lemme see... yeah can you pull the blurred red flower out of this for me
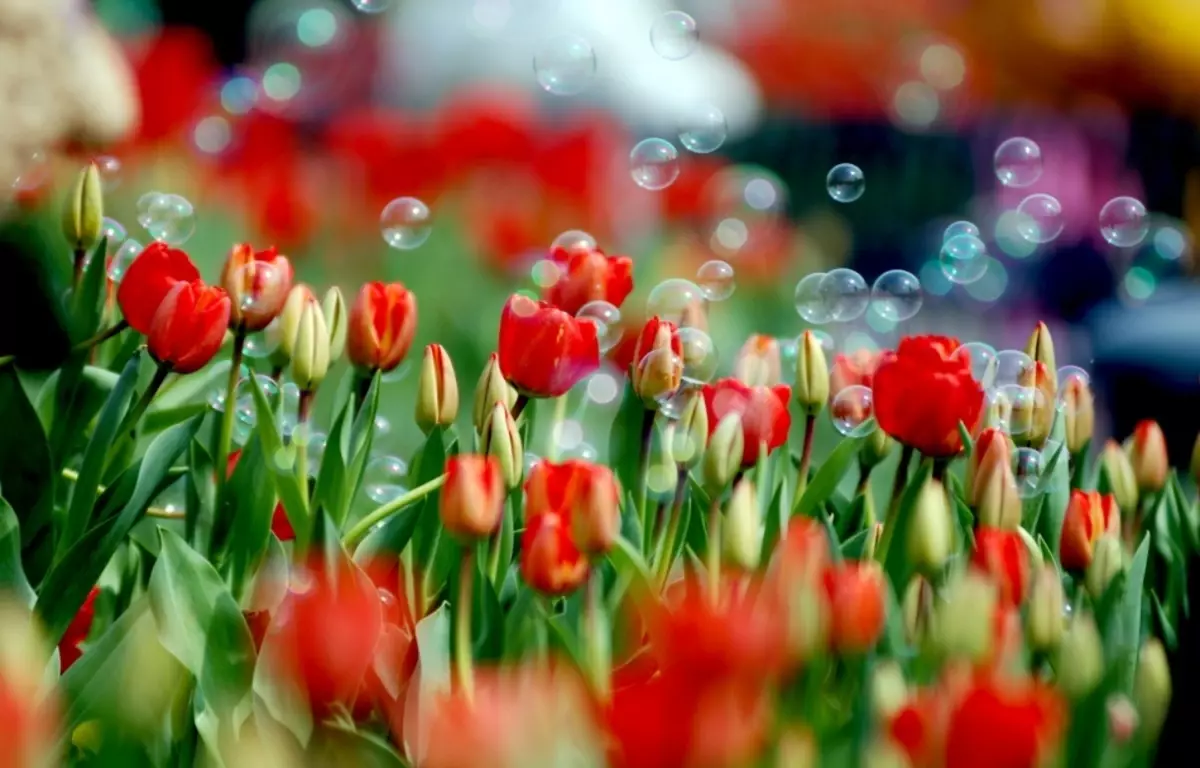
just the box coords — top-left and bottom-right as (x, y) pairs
(971, 527), (1030, 605)
(701, 378), (792, 467)
(520, 511), (589, 596)
(542, 244), (634, 316)
(823, 562), (886, 654)
(829, 348), (882, 396)
(58, 587), (99, 672)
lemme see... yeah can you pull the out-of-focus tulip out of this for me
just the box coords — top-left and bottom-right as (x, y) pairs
(541, 244), (634, 316)
(498, 294), (599, 398)
(1085, 535), (1125, 599)
(1023, 322), (1058, 390)
(1026, 566), (1065, 652)
(702, 378), (791, 468)
(975, 460), (1021, 532)
(1057, 615), (1103, 698)
(908, 478), (953, 578)
(1061, 376), (1094, 454)
(347, 281), (418, 373)
(0, 598), (59, 768)
(873, 336), (984, 457)
(473, 353), (517, 436)
(1135, 639), (1171, 743)
(630, 317), (683, 406)
(942, 674), (1065, 768)
(932, 570), (998, 663)
(524, 459), (621, 556)
(147, 280), (231, 374)
(733, 334), (782, 387)
(1060, 490), (1120, 571)
(1101, 440), (1138, 515)
(723, 479), (761, 571)
(62, 162), (103, 252)
(703, 412), (744, 493)
(824, 562), (886, 654)
(672, 389), (708, 468)
(1013, 362), (1056, 448)
(322, 287), (347, 361)
(59, 587), (100, 672)
(771, 517), (832, 661)
(872, 661), (910, 721)
(481, 401), (523, 489)
(291, 294), (330, 391)
(970, 527), (1030, 606)
(829, 348), (880, 395)
(116, 242), (201, 334)
(794, 330), (829, 415)
(1126, 420), (1168, 494)
(440, 455), (504, 541)
(521, 511), (589, 596)
(220, 243), (293, 331)
(416, 344), (459, 433)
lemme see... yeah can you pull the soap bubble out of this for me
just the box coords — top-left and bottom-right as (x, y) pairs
(380, 197), (432, 249)
(650, 11), (698, 60)
(939, 234), (988, 284)
(993, 137), (1042, 188)
(794, 273), (831, 324)
(870, 270), (923, 322)
(576, 301), (622, 353)
(826, 163), (865, 203)
(678, 105), (727, 154)
(943, 220), (980, 241)
(1099, 196), (1149, 248)
(696, 259), (735, 301)
(1015, 193), (1065, 244)
(534, 35), (596, 96)
(831, 386), (876, 437)
(817, 268), (870, 322)
(142, 193), (196, 245)
(630, 138), (680, 191)
(363, 455), (408, 505)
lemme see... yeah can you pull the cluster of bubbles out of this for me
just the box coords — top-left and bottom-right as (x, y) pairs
(795, 268), (923, 325)
(380, 196), (433, 250)
(135, 191), (197, 247)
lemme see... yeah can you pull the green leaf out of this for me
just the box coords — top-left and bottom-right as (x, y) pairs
(411, 431), (448, 570)
(1151, 590), (1177, 650)
(0, 498), (34, 607)
(406, 603), (452, 761)
(881, 459), (935, 595)
(0, 368), (53, 545)
(793, 436), (865, 518)
(502, 587), (537, 659)
(253, 618), (313, 747)
(36, 415), (202, 643)
(1036, 415), (1071, 556)
(759, 479), (787, 567)
(313, 403), (350, 528)
(450, 554), (504, 663)
(248, 374), (309, 547)
(957, 421), (974, 459)
(314, 723), (406, 767)
(143, 361), (231, 434)
(1110, 534), (1150, 693)
(607, 536), (656, 604)
(494, 493), (516, 586)
(35, 366), (117, 436)
(342, 373), (382, 519)
(72, 237), (109, 340)
(353, 505), (421, 566)
(609, 380), (647, 495)
(222, 435), (278, 593)
(840, 528), (871, 560)
(58, 350), (141, 558)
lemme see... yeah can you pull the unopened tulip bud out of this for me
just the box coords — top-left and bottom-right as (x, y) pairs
(1107, 694), (1139, 745)
(1102, 440), (1138, 515)
(291, 296), (330, 392)
(977, 462), (1022, 531)
(861, 428), (895, 471)
(932, 570), (997, 662)
(902, 576), (932, 645)
(1026, 566), (1065, 652)
(1013, 362), (1055, 447)
(907, 478), (954, 577)
(221, 244), (294, 332)
(481, 401), (523, 489)
(569, 464), (620, 555)
(416, 344), (459, 433)
(1126, 420), (1168, 494)
(871, 661), (908, 721)
(672, 389), (708, 468)
(63, 162), (103, 252)
(966, 428), (1012, 505)
(440, 456), (504, 541)
(1057, 615), (1103, 697)
(631, 318), (683, 406)
(733, 334), (782, 387)
(1135, 638), (1171, 743)
(1085, 534), (1124, 599)
(1061, 376), (1094, 454)
(473, 353), (517, 437)
(1024, 322), (1058, 389)
(704, 413), (744, 493)
(1017, 525), (1044, 572)
(274, 284), (314, 367)
(783, 576), (829, 663)
(723, 479), (761, 571)
(794, 330), (830, 416)
(322, 287), (347, 361)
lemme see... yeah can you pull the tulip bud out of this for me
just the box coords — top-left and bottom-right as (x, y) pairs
(871, 661), (909, 721)
(723, 479), (762, 571)
(274, 284), (314, 367)
(1126, 420), (1168, 494)
(323, 287), (347, 361)
(824, 562), (887, 654)
(568, 465), (620, 555)
(966, 428), (1012, 506)
(1107, 694), (1139, 745)
(704, 413), (744, 493)
(1101, 440), (1138, 515)
(932, 570), (998, 662)
(63, 162), (103, 252)
(631, 319), (683, 406)
(1135, 638), (1171, 743)
(1085, 534), (1124, 599)
(907, 478), (954, 577)
(861, 428), (895, 471)
(1013, 362), (1055, 447)
(1016, 525), (1044, 572)
(440, 456), (505, 541)
(1061, 376), (1094, 454)
(222, 245), (294, 332)
(1057, 615), (1103, 697)
(416, 344), (459, 434)
(793, 330), (830, 416)
(481, 401), (523, 489)
(473, 353), (518, 437)
(902, 576), (932, 645)
(670, 390), (707, 468)
(1026, 566), (1065, 652)
(733, 334), (782, 387)
(291, 296), (331, 392)
(1024, 321), (1058, 390)
(782, 575), (829, 663)
(978, 461), (1022, 531)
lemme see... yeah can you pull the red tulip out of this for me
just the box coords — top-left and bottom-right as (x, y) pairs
(629, 317), (683, 404)
(970, 527), (1030, 605)
(219, 243), (293, 331)
(542, 243), (634, 315)
(146, 280), (231, 374)
(701, 378), (792, 468)
(1128, 419), (1168, 493)
(440, 455), (505, 541)
(829, 348), (881, 398)
(58, 587), (100, 673)
(524, 459), (620, 554)
(520, 511), (589, 596)
(943, 674), (1065, 768)
(346, 281), (418, 373)
(115, 242), (201, 335)
(498, 294), (600, 398)
(873, 335), (984, 457)
(1060, 490), (1120, 571)
(823, 562), (886, 654)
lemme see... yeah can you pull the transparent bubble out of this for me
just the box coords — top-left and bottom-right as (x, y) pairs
(1012, 446), (1045, 498)
(244, 319), (281, 360)
(1056, 365), (1089, 392)
(576, 301), (622, 353)
(939, 234), (989, 284)
(277, 382), (301, 438)
(646, 278), (705, 324)
(307, 431), (328, 475)
(235, 375), (281, 432)
(143, 193), (196, 245)
(696, 260), (735, 301)
(100, 218), (126, 249)
(794, 273), (831, 324)
(380, 196), (432, 250)
(531, 259), (562, 289)
(107, 240), (143, 283)
(350, 0), (390, 12)
(374, 414), (392, 439)
(943, 220), (980, 241)
(1099, 196), (1149, 248)
(630, 138), (680, 191)
(999, 384), (1044, 437)
(831, 385), (876, 437)
(363, 455), (408, 505)
(869, 270), (923, 322)
(826, 163), (865, 203)
(677, 327), (718, 384)
(11, 150), (50, 195)
(92, 155), (122, 191)
(381, 360), (414, 384)
(533, 35), (596, 96)
(993, 137), (1042, 188)
(817, 268), (870, 322)
(1015, 193), (1064, 244)
(551, 229), (595, 253)
(678, 105), (727, 154)
(556, 419), (584, 453)
(585, 368), (622, 405)
(994, 349), (1034, 387)
(136, 191), (164, 228)
(953, 342), (997, 385)
(650, 10), (698, 60)
(523, 452), (543, 476)
(233, 260), (284, 315)
(638, 349), (684, 403)
(654, 386), (690, 421)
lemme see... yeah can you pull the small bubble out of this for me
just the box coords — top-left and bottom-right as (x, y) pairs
(999, 384), (1043, 437)
(235, 375), (281, 431)
(994, 349), (1034, 387)
(870, 269), (923, 322)
(523, 452), (543, 476)
(551, 229), (595, 253)
(577, 301), (622, 353)
(650, 11), (698, 60)
(92, 155), (122, 191)
(136, 192), (164, 227)
(586, 368), (621, 405)
(531, 259), (562, 289)
(107, 240), (143, 283)
(953, 342), (997, 385)
(646, 278), (705, 324)
(679, 105), (726, 154)
(1012, 446), (1045, 498)
(831, 385), (876, 437)
(351, 0), (391, 12)
(943, 220), (980, 241)
(676, 327), (718, 384)
(629, 138), (680, 191)
(826, 163), (865, 203)
(534, 35), (596, 96)
(1056, 365), (1090, 391)
(243, 319), (281, 360)
(938, 234), (988, 284)
(380, 196), (432, 250)
(993, 137), (1042, 188)
(696, 259), (735, 301)
(11, 150), (50, 195)
(363, 455), (407, 504)
(794, 272), (831, 324)
(817, 268), (870, 322)
(1099, 196), (1148, 248)
(143, 193), (196, 245)
(1015, 193), (1064, 244)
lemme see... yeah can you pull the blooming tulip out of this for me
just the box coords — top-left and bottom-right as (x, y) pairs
(1126, 420), (1168, 494)
(220, 243), (293, 331)
(1060, 490), (1120, 571)
(116, 242), (201, 335)
(497, 294), (600, 398)
(824, 562), (886, 654)
(521, 511), (589, 596)
(146, 280), (231, 374)
(542, 243), (633, 315)
(701, 378), (791, 468)
(440, 456), (505, 541)
(347, 281), (418, 373)
(630, 317), (683, 405)
(416, 344), (459, 433)
(523, 459), (620, 554)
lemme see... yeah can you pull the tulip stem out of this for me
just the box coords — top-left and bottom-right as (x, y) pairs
(343, 473), (448, 547)
(635, 409), (654, 553)
(72, 248), (85, 289)
(876, 445), (914, 565)
(546, 394), (568, 461)
(706, 497), (722, 603)
(512, 394), (529, 420)
(214, 329), (247, 506)
(73, 320), (128, 353)
(0, 355), (13, 371)
(796, 414), (816, 503)
(654, 466), (689, 588)
(295, 390), (314, 506)
(584, 569), (610, 702)
(454, 550), (476, 703)
(117, 362), (171, 438)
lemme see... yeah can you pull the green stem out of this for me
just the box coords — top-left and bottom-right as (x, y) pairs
(546, 393), (569, 461)
(454, 550), (475, 703)
(117, 362), (170, 437)
(72, 320), (129, 353)
(584, 569), (610, 702)
(796, 414), (816, 502)
(876, 445), (914, 565)
(295, 390), (314, 507)
(635, 409), (654, 551)
(512, 393), (529, 420)
(73, 247), (85, 289)
(706, 497), (722, 603)
(214, 329), (247, 505)
(342, 473), (448, 547)
(654, 466), (689, 588)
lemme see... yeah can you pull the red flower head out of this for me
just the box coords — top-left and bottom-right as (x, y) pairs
(219, 243), (293, 331)
(116, 242), (201, 334)
(524, 459), (620, 555)
(872, 335), (984, 457)
(498, 294), (600, 398)
(701, 378), (792, 468)
(1060, 489), (1120, 571)
(347, 281), (418, 373)
(629, 317), (684, 405)
(943, 674), (1065, 768)
(147, 280), (231, 374)
(521, 511), (589, 596)
(829, 348), (881, 396)
(542, 243), (634, 316)
(440, 455), (505, 541)
(59, 587), (100, 672)
(823, 562), (886, 654)
(970, 527), (1030, 605)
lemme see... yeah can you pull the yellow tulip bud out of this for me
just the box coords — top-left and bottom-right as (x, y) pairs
(1061, 376), (1094, 455)
(871, 660), (909, 721)
(733, 334), (782, 387)
(322, 287), (347, 362)
(291, 296), (330, 392)
(1102, 440), (1139, 515)
(672, 389), (708, 468)
(416, 344), (459, 434)
(704, 413), (744, 493)
(273, 284), (314, 368)
(1135, 638), (1171, 743)
(1057, 614), (1103, 698)
(474, 352), (517, 438)
(62, 162), (103, 252)
(1026, 566), (1065, 652)
(723, 479), (761, 571)
(1024, 321), (1057, 388)
(1085, 534), (1125, 600)
(481, 401), (523, 489)
(907, 478), (954, 577)
(794, 330), (830, 416)
(932, 570), (997, 663)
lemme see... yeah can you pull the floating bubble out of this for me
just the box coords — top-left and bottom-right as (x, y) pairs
(534, 35), (596, 96)
(100, 217), (126, 249)
(993, 137), (1042, 188)
(938, 234), (988, 284)
(629, 138), (680, 191)
(677, 327), (718, 384)
(1012, 446), (1045, 498)
(232, 260), (284, 316)
(638, 349), (684, 405)
(646, 278), (705, 323)
(10, 150), (50, 195)
(994, 349), (1035, 387)
(830, 385), (876, 437)
(817, 268), (870, 322)
(826, 163), (865, 203)
(650, 11), (698, 60)
(679, 105), (726, 154)
(380, 197), (432, 250)
(1056, 365), (1090, 392)
(551, 229), (596, 253)
(1015, 193), (1064, 244)
(952, 342), (997, 385)
(870, 270), (923, 322)
(92, 155), (122, 191)
(530, 259), (562, 289)
(696, 260), (735, 301)
(350, 0), (390, 12)
(136, 192), (164, 227)
(143, 193), (196, 245)
(586, 368), (622, 405)
(556, 419), (584, 452)
(794, 273), (831, 324)
(943, 220), (980, 241)
(374, 414), (393, 438)
(363, 455), (408, 505)
(307, 431), (328, 474)
(577, 301), (623, 353)
(235, 375), (282, 432)
(277, 382), (301, 438)
(701, 165), (788, 259)
(999, 384), (1044, 437)
(1099, 196), (1148, 248)
(107, 240), (143, 283)
(243, 320), (281, 360)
